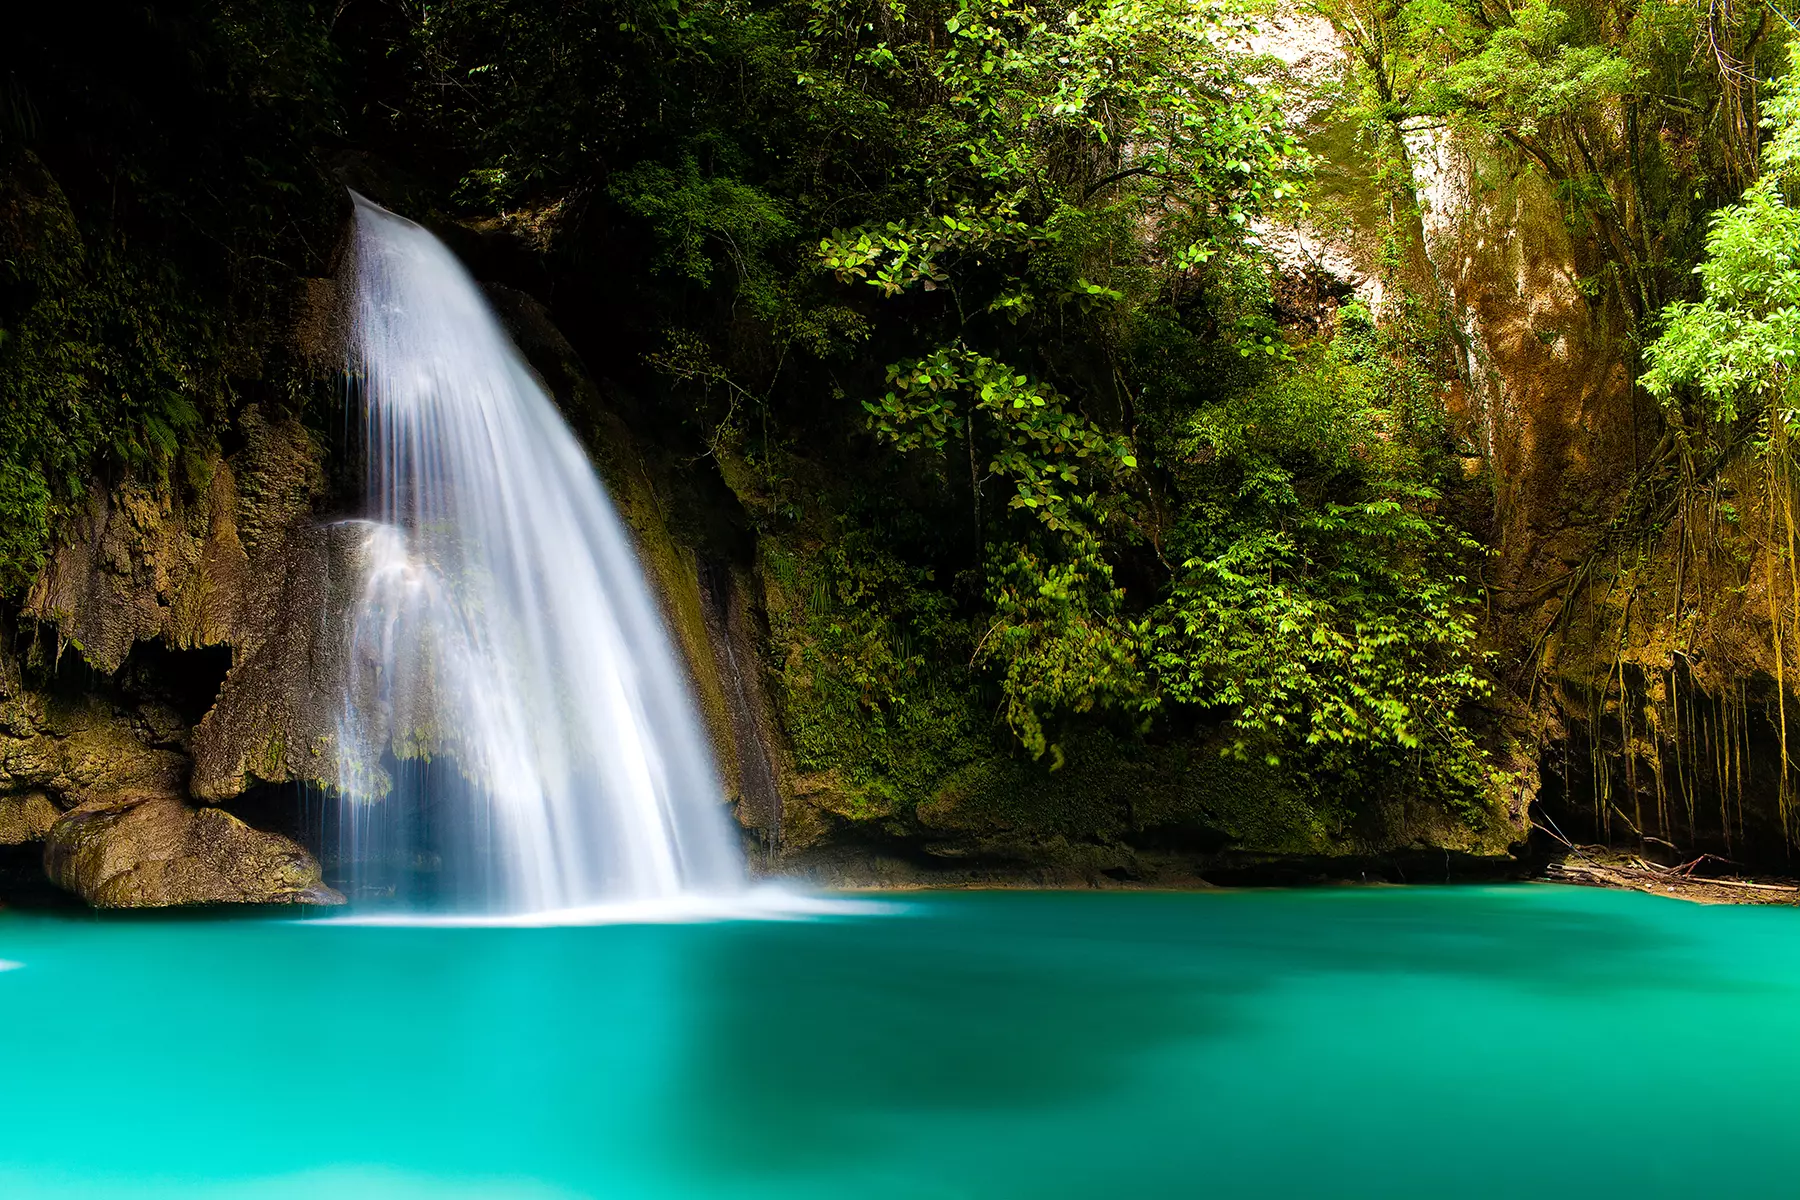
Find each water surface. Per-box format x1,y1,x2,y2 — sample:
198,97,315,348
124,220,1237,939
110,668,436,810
0,885,1795,1197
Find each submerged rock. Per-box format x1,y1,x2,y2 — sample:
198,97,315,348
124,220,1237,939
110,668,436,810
44,794,343,908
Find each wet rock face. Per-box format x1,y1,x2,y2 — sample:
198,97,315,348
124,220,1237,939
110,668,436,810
43,794,342,908
23,404,360,803
25,406,322,675
187,517,366,801
0,302,362,905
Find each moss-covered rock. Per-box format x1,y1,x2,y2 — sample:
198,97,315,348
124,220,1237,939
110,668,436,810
43,794,341,907
0,792,57,845
0,652,188,808
22,398,355,803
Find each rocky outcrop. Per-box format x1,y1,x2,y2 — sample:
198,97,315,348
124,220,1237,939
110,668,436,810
1403,133,1639,625
23,402,360,803
3,297,360,903
698,559,785,855
187,518,364,800
43,793,340,907
0,792,57,845
3,515,345,906
26,407,324,672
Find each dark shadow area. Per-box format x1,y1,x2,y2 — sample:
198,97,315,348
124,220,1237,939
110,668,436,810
15,631,233,729
1540,664,1797,873
231,779,329,856
1124,820,1236,857
0,843,80,911
1198,849,1529,887
118,640,234,725
22,635,111,701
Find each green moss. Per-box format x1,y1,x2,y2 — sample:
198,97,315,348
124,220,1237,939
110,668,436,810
760,525,993,819
758,505,1379,857
0,149,308,596
1,5,339,597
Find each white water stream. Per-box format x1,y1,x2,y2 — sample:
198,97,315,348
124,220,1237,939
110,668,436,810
335,194,742,913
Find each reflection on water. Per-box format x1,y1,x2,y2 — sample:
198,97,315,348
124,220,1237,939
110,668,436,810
0,886,1797,1198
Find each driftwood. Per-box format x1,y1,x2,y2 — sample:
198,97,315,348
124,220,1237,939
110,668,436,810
1544,850,1800,904
1550,860,1797,892
1534,819,1799,902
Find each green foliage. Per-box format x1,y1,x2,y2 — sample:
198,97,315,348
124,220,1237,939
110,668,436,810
980,539,1150,762
0,155,234,593
868,347,1136,531
1642,177,1800,426
1317,0,1786,325
611,158,793,295
1438,0,1634,139
1146,306,1490,795
1644,47,1800,430
2,0,1507,841
0,2,339,594
0,462,51,595
806,0,1302,328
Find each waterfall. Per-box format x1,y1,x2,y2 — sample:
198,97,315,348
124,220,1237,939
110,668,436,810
334,194,742,914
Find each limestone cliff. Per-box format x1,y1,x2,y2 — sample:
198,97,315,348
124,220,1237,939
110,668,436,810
1376,48,1795,860
0,603,337,906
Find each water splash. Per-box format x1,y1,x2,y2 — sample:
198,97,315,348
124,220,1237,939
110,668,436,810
336,194,742,913
319,885,902,928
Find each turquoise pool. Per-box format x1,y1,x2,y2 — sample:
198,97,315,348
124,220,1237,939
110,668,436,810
0,885,1795,1197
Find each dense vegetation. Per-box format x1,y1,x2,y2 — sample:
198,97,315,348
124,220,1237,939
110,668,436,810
0,6,338,592
4,0,1796,857
377,0,1507,833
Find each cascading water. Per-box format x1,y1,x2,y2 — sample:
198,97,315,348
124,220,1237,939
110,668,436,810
335,194,742,914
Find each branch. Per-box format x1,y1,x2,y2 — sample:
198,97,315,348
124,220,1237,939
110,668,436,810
1497,129,1567,182
1081,163,1166,200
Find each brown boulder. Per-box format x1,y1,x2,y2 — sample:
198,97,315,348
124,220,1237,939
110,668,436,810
44,794,343,908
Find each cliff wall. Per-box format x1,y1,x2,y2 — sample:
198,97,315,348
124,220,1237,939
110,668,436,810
1406,126,1799,862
